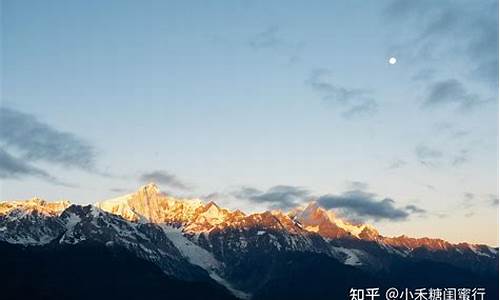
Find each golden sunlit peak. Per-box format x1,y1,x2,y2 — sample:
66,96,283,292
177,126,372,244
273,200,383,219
140,182,161,193
0,198,70,216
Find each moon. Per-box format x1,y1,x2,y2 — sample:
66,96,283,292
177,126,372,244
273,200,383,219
388,57,397,65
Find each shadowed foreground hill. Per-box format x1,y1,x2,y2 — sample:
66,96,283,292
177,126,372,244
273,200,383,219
0,241,236,300
253,252,499,300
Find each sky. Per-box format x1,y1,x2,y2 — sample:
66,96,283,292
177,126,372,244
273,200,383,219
1,0,498,245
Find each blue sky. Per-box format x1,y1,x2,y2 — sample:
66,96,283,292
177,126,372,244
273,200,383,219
1,0,498,245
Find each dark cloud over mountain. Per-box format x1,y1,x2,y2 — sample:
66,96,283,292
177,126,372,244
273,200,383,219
317,190,424,222
233,185,311,210
235,184,425,222
139,170,191,191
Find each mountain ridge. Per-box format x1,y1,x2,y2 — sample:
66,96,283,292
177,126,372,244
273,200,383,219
1,183,497,299
1,183,497,249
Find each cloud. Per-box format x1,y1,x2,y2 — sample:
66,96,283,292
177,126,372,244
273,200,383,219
317,190,424,221
384,0,498,116
404,204,427,214
0,148,71,186
464,212,475,218
346,181,369,191
450,130,469,140
423,184,436,191
422,79,494,111
451,149,469,166
248,27,304,65
460,193,498,211
423,79,482,109
459,192,476,209
412,68,436,81
233,185,311,210
385,0,498,87
484,194,499,207
249,27,284,49
0,107,96,171
0,148,51,179
139,170,191,190
415,145,443,166
109,187,129,193
307,69,377,117
234,184,425,222
0,107,99,186
433,123,470,140
415,145,470,168
436,213,448,219
388,159,407,170
201,192,225,202
464,192,475,201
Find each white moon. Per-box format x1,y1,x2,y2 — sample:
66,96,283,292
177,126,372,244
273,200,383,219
388,57,397,65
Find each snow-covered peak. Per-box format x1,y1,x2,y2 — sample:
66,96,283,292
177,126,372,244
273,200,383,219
197,202,225,222
292,201,329,224
96,185,252,233
96,184,207,225
140,182,161,194
95,193,138,221
183,201,236,232
0,198,70,217
290,201,375,239
97,189,378,239
358,225,381,240
0,198,69,245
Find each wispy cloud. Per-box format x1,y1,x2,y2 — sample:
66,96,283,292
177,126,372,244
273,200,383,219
249,26,304,65
346,181,369,191
385,0,498,87
415,144,471,168
0,107,97,171
432,122,470,140
307,69,377,117
423,79,484,109
415,145,443,167
384,0,498,115
404,204,427,214
423,184,437,191
0,148,72,187
388,159,407,170
233,185,311,210
0,148,51,180
464,212,475,218
109,187,129,193
0,107,105,185
491,196,499,206
461,192,475,208
249,27,284,49
451,149,469,166
459,192,498,211
139,170,191,191
412,68,436,81
483,194,498,207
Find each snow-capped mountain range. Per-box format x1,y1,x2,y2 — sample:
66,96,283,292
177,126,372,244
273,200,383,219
0,183,498,299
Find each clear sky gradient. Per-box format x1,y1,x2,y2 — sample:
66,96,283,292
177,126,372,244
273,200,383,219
1,0,498,245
